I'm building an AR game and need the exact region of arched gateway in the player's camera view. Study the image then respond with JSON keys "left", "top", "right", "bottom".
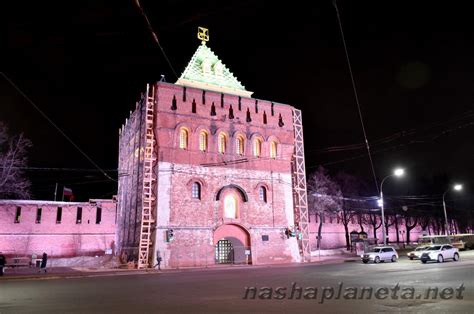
{"left": 213, "top": 224, "right": 251, "bottom": 264}
{"left": 117, "top": 30, "right": 308, "bottom": 269}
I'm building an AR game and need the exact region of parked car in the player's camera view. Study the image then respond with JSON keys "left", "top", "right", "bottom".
{"left": 420, "top": 244, "right": 459, "bottom": 263}
{"left": 407, "top": 246, "right": 429, "bottom": 260}
{"left": 361, "top": 246, "right": 398, "bottom": 264}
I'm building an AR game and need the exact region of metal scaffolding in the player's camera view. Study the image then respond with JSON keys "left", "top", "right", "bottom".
{"left": 291, "top": 108, "right": 311, "bottom": 262}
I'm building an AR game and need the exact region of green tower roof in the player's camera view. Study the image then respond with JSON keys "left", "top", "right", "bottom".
{"left": 176, "top": 42, "right": 253, "bottom": 97}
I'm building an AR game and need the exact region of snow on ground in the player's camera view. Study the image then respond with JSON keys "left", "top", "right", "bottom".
{"left": 48, "top": 255, "right": 121, "bottom": 268}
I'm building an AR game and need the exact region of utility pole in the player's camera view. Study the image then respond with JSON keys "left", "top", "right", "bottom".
{"left": 54, "top": 183, "right": 58, "bottom": 201}
{"left": 442, "top": 184, "right": 463, "bottom": 236}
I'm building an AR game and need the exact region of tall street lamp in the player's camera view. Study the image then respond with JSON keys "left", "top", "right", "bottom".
{"left": 442, "top": 184, "right": 463, "bottom": 236}
{"left": 380, "top": 168, "right": 405, "bottom": 246}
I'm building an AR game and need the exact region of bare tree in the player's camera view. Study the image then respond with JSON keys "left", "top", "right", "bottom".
{"left": 404, "top": 215, "right": 418, "bottom": 244}
{"left": 391, "top": 214, "right": 401, "bottom": 243}
{"left": 307, "top": 166, "right": 342, "bottom": 250}
{"left": 0, "top": 122, "right": 31, "bottom": 199}
{"left": 418, "top": 213, "right": 431, "bottom": 235}
{"left": 367, "top": 212, "right": 382, "bottom": 241}
{"left": 431, "top": 219, "right": 440, "bottom": 235}
{"left": 335, "top": 172, "right": 360, "bottom": 250}
{"left": 356, "top": 212, "right": 367, "bottom": 233}
{"left": 383, "top": 210, "right": 396, "bottom": 243}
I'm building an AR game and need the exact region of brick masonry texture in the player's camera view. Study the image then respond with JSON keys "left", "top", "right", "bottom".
{"left": 118, "top": 82, "right": 426, "bottom": 269}
{"left": 153, "top": 162, "right": 300, "bottom": 267}
{"left": 0, "top": 199, "right": 116, "bottom": 257}
{"left": 145, "top": 83, "right": 302, "bottom": 268}
{"left": 307, "top": 214, "right": 424, "bottom": 250}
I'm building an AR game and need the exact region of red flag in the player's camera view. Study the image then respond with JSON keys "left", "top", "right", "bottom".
{"left": 63, "top": 186, "right": 74, "bottom": 201}
{"left": 63, "top": 187, "right": 73, "bottom": 196}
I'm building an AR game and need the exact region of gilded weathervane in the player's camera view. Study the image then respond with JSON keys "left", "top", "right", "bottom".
{"left": 197, "top": 27, "right": 209, "bottom": 44}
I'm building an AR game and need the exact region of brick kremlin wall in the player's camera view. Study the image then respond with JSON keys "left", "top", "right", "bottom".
{"left": 0, "top": 199, "right": 116, "bottom": 257}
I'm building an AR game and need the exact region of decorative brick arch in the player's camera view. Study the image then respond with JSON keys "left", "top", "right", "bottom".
{"left": 174, "top": 122, "right": 192, "bottom": 133}
{"left": 231, "top": 130, "right": 248, "bottom": 144}
{"left": 213, "top": 223, "right": 250, "bottom": 247}
{"left": 174, "top": 123, "right": 192, "bottom": 149}
{"left": 249, "top": 132, "right": 264, "bottom": 142}
{"left": 186, "top": 178, "right": 207, "bottom": 189}
{"left": 266, "top": 135, "right": 280, "bottom": 143}
{"left": 231, "top": 130, "right": 247, "bottom": 155}
{"left": 213, "top": 127, "right": 229, "bottom": 137}
{"left": 186, "top": 178, "right": 207, "bottom": 200}
{"left": 254, "top": 182, "right": 271, "bottom": 203}
{"left": 194, "top": 125, "right": 209, "bottom": 134}
{"left": 254, "top": 182, "right": 271, "bottom": 192}
{"left": 195, "top": 127, "right": 211, "bottom": 153}
{"left": 216, "top": 184, "right": 248, "bottom": 202}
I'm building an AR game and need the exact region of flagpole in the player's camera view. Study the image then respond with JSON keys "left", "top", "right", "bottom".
{"left": 54, "top": 183, "right": 58, "bottom": 201}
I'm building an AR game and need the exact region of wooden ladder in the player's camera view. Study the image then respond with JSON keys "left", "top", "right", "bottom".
{"left": 138, "top": 84, "right": 156, "bottom": 269}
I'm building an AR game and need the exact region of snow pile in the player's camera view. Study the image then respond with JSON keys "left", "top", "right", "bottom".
{"left": 49, "top": 255, "right": 121, "bottom": 269}
{"left": 311, "top": 248, "right": 354, "bottom": 256}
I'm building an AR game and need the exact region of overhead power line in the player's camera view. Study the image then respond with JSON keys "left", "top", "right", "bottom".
{"left": 1, "top": 72, "right": 117, "bottom": 182}
{"left": 134, "top": 0, "right": 179, "bottom": 80}
{"left": 332, "top": 0, "right": 379, "bottom": 194}
{"left": 0, "top": 166, "right": 118, "bottom": 172}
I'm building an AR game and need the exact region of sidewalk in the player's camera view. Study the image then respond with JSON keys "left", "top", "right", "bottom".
{"left": 0, "top": 254, "right": 360, "bottom": 281}
{"left": 0, "top": 266, "right": 141, "bottom": 281}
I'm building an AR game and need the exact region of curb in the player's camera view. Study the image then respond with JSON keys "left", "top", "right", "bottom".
{"left": 0, "top": 271, "right": 147, "bottom": 282}
{"left": 0, "top": 256, "right": 359, "bottom": 281}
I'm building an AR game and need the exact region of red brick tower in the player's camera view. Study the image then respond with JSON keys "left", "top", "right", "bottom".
{"left": 117, "top": 29, "right": 309, "bottom": 268}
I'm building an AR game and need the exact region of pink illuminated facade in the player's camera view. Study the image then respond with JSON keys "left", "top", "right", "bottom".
{"left": 116, "top": 39, "right": 306, "bottom": 268}
{"left": 0, "top": 199, "right": 116, "bottom": 257}
{"left": 307, "top": 213, "right": 424, "bottom": 251}
{"left": 115, "top": 37, "right": 427, "bottom": 269}
{"left": 0, "top": 35, "right": 427, "bottom": 266}
{"left": 117, "top": 83, "right": 303, "bottom": 267}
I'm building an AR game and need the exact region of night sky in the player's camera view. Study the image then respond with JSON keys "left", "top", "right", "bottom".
{"left": 3, "top": 1, "right": 473, "bottom": 210}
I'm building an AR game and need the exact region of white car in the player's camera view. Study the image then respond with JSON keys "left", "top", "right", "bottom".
{"left": 361, "top": 246, "right": 398, "bottom": 264}
{"left": 407, "top": 246, "right": 429, "bottom": 260}
{"left": 420, "top": 244, "right": 459, "bottom": 263}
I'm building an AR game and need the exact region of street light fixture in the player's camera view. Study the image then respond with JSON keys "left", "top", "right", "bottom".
{"left": 442, "top": 184, "right": 463, "bottom": 236}
{"left": 380, "top": 168, "right": 405, "bottom": 246}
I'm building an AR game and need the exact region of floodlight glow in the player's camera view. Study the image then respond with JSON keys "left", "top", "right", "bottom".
{"left": 454, "top": 184, "right": 463, "bottom": 191}
{"left": 394, "top": 168, "right": 405, "bottom": 177}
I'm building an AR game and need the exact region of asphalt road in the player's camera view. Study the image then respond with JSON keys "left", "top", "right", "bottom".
{"left": 1, "top": 252, "right": 473, "bottom": 313}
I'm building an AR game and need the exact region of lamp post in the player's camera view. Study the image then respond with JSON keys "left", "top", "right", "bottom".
{"left": 380, "top": 168, "right": 405, "bottom": 246}
{"left": 442, "top": 184, "right": 462, "bottom": 236}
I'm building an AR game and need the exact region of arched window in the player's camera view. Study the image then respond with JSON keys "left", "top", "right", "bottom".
{"left": 235, "top": 135, "right": 244, "bottom": 155}
{"left": 192, "top": 182, "right": 201, "bottom": 200}
{"left": 199, "top": 131, "right": 208, "bottom": 152}
{"left": 179, "top": 128, "right": 188, "bottom": 149}
{"left": 253, "top": 138, "right": 262, "bottom": 157}
{"left": 259, "top": 186, "right": 267, "bottom": 202}
{"left": 224, "top": 195, "right": 237, "bottom": 219}
{"left": 218, "top": 132, "right": 226, "bottom": 154}
{"left": 270, "top": 141, "right": 277, "bottom": 159}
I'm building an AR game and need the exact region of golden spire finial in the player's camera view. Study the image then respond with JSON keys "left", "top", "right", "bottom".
{"left": 197, "top": 27, "right": 209, "bottom": 45}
